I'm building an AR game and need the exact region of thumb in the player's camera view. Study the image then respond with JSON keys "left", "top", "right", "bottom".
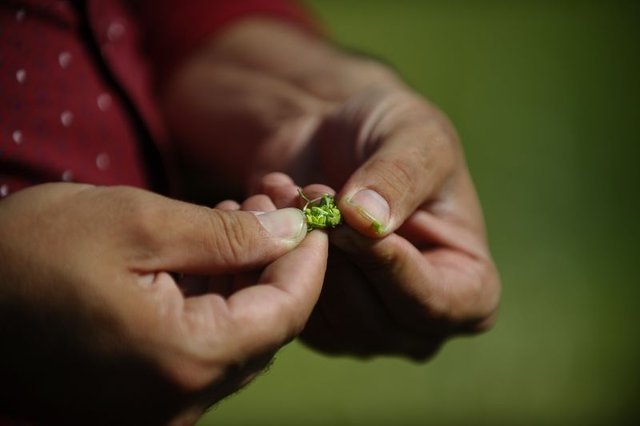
{"left": 337, "top": 106, "right": 458, "bottom": 237}
{"left": 134, "top": 196, "right": 307, "bottom": 274}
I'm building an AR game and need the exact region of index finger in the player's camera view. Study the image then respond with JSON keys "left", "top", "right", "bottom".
{"left": 330, "top": 222, "right": 499, "bottom": 335}
{"left": 256, "top": 174, "right": 335, "bottom": 211}
{"left": 184, "top": 230, "right": 328, "bottom": 360}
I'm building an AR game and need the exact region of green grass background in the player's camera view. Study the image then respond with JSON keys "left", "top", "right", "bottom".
{"left": 199, "top": 1, "right": 640, "bottom": 424}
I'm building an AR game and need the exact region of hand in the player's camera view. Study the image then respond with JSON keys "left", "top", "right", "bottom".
{"left": 0, "top": 183, "right": 327, "bottom": 424}
{"left": 257, "top": 87, "right": 500, "bottom": 360}
{"left": 160, "top": 18, "right": 500, "bottom": 360}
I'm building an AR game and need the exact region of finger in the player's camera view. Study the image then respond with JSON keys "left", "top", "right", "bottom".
{"left": 301, "top": 250, "right": 379, "bottom": 356}
{"left": 215, "top": 200, "right": 241, "bottom": 211}
{"left": 260, "top": 181, "right": 336, "bottom": 210}
{"left": 301, "top": 249, "right": 440, "bottom": 359}
{"left": 240, "top": 194, "right": 277, "bottom": 212}
{"left": 299, "top": 184, "right": 335, "bottom": 206}
{"left": 126, "top": 190, "right": 307, "bottom": 275}
{"left": 330, "top": 224, "right": 499, "bottom": 333}
{"left": 337, "top": 100, "right": 458, "bottom": 237}
{"left": 186, "top": 230, "right": 329, "bottom": 359}
{"left": 254, "top": 172, "right": 295, "bottom": 193}
{"left": 255, "top": 172, "right": 299, "bottom": 208}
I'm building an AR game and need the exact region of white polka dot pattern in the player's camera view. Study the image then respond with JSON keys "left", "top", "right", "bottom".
{"left": 58, "top": 51, "right": 72, "bottom": 68}
{"left": 16, "top": 69, "right": 26, "bottom": 83}
{"left": 60, "top": 111, "right": 74, "bottom": 127}
{"left": 107, "top": 22, "right": 125, "bottom": 41}
{"left": 96, "top": 153, "right": 110, "bottom": 170}
{"left": 12, "top": 130, "right": 23, "bottom": 145}
{"left": 97, "top": 93, "right": 112, "bottom": 111}
{"left": 0, "top": 0, "right": 250, "bottom": 193}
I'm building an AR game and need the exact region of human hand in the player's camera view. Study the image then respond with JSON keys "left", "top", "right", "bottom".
{"left": 0, "top": 183, "right": 327, "bottom": 425}
{"left": 256, "top": 87, "right": 500, "bottom": 360}
{"left": 160, "top": 18, "right": 500, "bottom": 360}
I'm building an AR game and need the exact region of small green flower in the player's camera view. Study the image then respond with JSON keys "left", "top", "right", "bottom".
{"left": 299, "top": 189, "right": 342, "bottom": 232}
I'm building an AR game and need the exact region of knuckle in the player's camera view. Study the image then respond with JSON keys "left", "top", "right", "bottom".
{"left": 103, "top": 186, "right": 150, "bottom": 222}
{"left": 240, "top": 291, "right": 305, "bottom": 347}
{"left": 96, "top": 186, "right": 176, "bottom": 262}
{"left": 451, "top": 257, "right": 502, "bottom": 333}
{"left": 281, "top": 297, "right": 307, "bottom": 338}
{"left": 400, "top": 255, "right": 501, "bottom": 337}
{"left": 160, "top": 350, "right": 218, "bottom": 394}
{"left": 127, "top": 204, "right": 157, "bottom": 238}
{"left": 115, "top": 190, "right": 164, "bottom": 245}
{"left": 365, "top": 156, "right": 417, "bottom": 200}
{"left": 263, "top": 294, "right": 303, "bottom": 339}
{"left": 203, "top": 209, "right": 253, "bottom": 266}
{"left": 473, "top": 259, "right": 502, "bottom": 331}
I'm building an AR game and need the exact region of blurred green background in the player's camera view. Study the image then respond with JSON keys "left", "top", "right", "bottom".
{"left": 199, "top": 1, "right": 640, "bottom": 425}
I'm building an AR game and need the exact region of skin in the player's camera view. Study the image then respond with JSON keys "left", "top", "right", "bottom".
{"left": 258, "top": 174, "right": 498, "bottom": 359}
{"left": 0, "top": 15, "right": 500, "bottom": 426}
{"left": 0, "top": 183, "right": 327, "bottom": 424}
{"left": 164, "top": 19, "right": 501, "bottom": 359}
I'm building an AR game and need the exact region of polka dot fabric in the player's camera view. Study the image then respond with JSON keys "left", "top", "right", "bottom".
{"left": 0, "top": 0, "right": 157, "bottom": 197}
{"left": 0, "top": 0, "right": 316, "bottom": 200}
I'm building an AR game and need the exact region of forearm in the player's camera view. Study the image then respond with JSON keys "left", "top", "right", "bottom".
{"left": 160, "top": 18, "right": 404, "bottom": 199}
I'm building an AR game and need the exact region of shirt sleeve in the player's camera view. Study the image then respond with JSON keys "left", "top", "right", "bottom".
{"left": 131, "top": 0, "right": 320, "bottom": 82}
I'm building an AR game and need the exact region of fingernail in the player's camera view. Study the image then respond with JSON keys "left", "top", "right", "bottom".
{"left": 347, "top": 189, "right": 389, "bottom": 233}
{"left": 256, "top": 208, "right": 306, "bottom": 241}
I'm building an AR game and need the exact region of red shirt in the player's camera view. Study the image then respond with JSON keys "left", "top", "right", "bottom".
{"left": 0, "top": 0, "right": 315, "bottom": 198}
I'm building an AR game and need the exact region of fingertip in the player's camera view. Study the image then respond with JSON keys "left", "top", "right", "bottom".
{"left": 258, "top": 176, "right": 300, "bottom": 209}
{"left": 338, "top": 188, "right": 390, "bottom": 238}
{"left": 241, "top": 194, "right": 277, "bottom": 212}
{"left": 254, "top": 172, "right": 296, "bottom": 197}
{"left": 300, "top": 184, "right": 336, "bottom": 208}
{"left": 216, "top": 200, "right": 241, "bottom": 211}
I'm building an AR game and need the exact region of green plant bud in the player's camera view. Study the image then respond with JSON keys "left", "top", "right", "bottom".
{"left": 299, "top": 190, "right": 342, "bottom": 232}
